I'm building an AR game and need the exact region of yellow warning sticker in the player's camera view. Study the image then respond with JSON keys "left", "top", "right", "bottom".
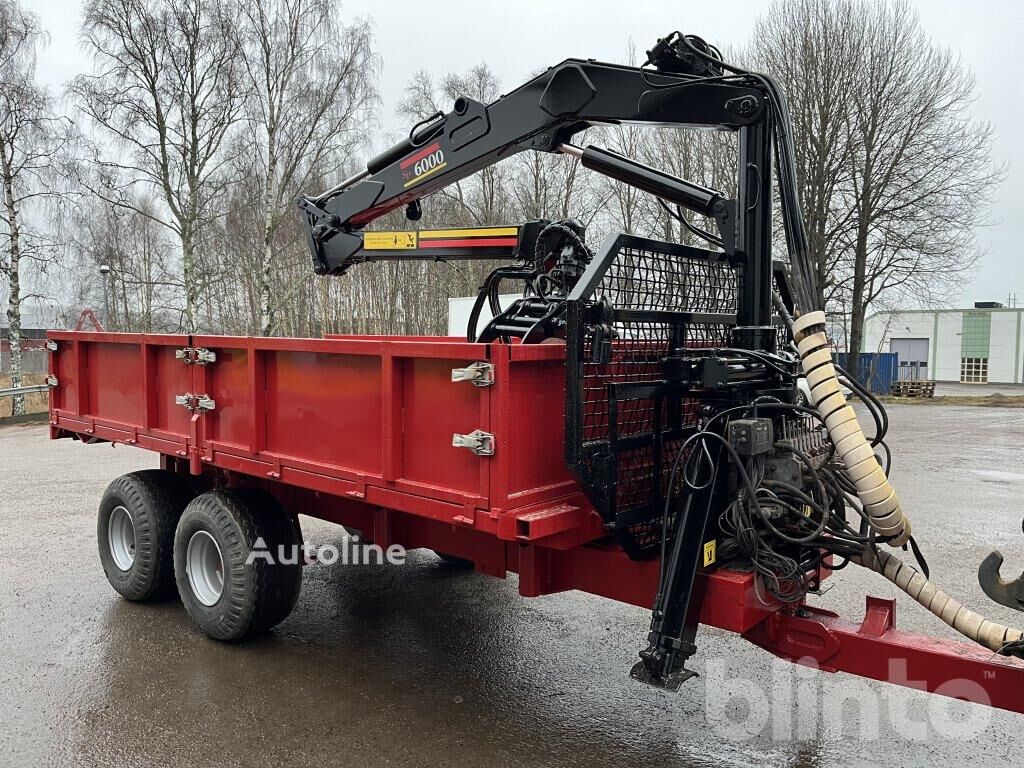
{"left": 703, "top": 539, "right": 717, "bottom": 567}
{"left": 363, "top": 231, "right": 417, "bottom": 250}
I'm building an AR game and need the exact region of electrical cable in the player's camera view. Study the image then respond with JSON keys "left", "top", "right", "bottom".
{"left": 671, "top": 34, "right": 818, "bottom": 314}
{"left": 656, "top": 198, "right": 724, "bottom": 248}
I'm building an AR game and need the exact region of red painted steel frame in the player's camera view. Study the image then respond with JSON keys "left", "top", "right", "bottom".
{"left": 46, "top": 331, "right": 1024, "bottom": 714}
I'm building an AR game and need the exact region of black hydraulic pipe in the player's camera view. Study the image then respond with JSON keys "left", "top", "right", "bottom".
{"left": 563, "top": 144, "right": 724, "bottom": 218}
{"left": 366, "top": 118, "right": 446, "bottom": 175}
{"left": 736, "top": 122, "right": 773, "bottom": 330}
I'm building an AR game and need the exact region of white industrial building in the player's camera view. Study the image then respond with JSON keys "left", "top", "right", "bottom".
{"left": 862, "top": 303, "right": 1024, "bottom": 384}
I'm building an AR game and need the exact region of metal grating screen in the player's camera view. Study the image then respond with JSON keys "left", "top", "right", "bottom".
{"left": 565, "top": 234, "right": 741, "bottom": 558}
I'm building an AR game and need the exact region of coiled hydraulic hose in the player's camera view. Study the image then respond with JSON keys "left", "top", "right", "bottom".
{"left": 856, "top": 547, "right": 1024, "bottom": 655}
{"left": 792, "top": 311, "right": 911, "bottom": 547}
{"left": 791, "top": 309, "right": 1024, "bottom": 657}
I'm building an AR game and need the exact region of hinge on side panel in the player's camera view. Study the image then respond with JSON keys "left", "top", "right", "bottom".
{"left": 175, "top": 347, "right": 217, "bottom": 365}
{"left": 451, "top": 361, "right": 494, "bottom": 387}
{"left": 46, "top": 340, "right": 58, "bottom": 352}
{"left": 45, "top": 374, "right": 58, "bottom": 387}
{"left": 174, "top": 392, "right": 216, "bottom": 412}
{"left": 452, "top": 429, "right": 495, "bottom": 456}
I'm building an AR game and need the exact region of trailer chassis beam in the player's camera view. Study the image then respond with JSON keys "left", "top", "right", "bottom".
{"left": 744, "top": 596, "right": 1024, "bottom": 714}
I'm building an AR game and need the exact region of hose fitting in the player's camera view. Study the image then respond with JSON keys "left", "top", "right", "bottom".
{"left": 792, "top": 311, "right": 911, "bottom": 547}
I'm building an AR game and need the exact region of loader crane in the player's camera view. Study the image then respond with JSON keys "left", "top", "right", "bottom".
{"left": 49, "top": 31, "right": 1023, "bottom": 716}
{"left": 297, "top": 31, "right": 1024, "bottom": 687}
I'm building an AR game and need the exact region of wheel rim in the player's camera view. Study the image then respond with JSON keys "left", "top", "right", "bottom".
{"left": 186, "top": 530, "right": 225, "bottom": 606}
{"left": 107, "top": 505, "right": 137, "bottom": 571}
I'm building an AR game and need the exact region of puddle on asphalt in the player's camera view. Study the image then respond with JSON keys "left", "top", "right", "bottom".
{"left": 972, "top": 470, "right": 1024, "bottom": 484}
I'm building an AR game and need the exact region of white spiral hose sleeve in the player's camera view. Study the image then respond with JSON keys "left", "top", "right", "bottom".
{"left": 792, "top": 311, "right": 911, "bottom": 547}
{"left": 856, "top": 546, "right": 1024, "bottom": 654}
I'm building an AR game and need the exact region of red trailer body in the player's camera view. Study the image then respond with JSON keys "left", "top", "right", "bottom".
{"left": 47, "top": 330, "right": 1024, "bottom": 713}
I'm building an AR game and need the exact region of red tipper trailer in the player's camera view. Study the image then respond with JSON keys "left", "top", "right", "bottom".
{"left": 46, "top": 329, "right": 1024, "bottom": 713}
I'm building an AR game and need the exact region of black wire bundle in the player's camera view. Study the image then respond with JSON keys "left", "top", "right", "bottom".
{"left": 467, "top": 220, "right": 594, "bottom": 342}
{"left": 642, "top": 32, "right": 820, "bottom": 314}
{"left": 657, "top": 198, "right": 724, "bottom": 250}
{"left": 658, "top": 379, "right": 928, "bottom": 605}
{"left": 528, "top": 221, "right": 594, "bottom": 301}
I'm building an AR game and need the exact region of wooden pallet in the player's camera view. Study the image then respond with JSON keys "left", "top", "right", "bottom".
{"left": 889, "top": 380, "right": 936, "bottom": 398}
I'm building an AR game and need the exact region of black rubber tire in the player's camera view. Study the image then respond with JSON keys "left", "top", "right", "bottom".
{"left": 434, "top": 551, "right": 473, "bottom": 568}
{"left": 97, "top": 470, "right": 195, "bottom": 602}
{"left": 174, "top": 488, "right": 302, "bottom": 641}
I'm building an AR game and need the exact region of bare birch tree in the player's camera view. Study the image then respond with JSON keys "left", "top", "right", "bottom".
{"left": 642, "top": 128, "right": 737, "bottom": 246}
{"left": 73, "top": 0, "right": 244, "bottom": 332}
{"left": 27, "top": 0, "right": 1001, "bottom": 354}
{"left": 1, "top": 0, "right": 71, "bottom": 415}
{"left": 233, "top": 0, "right": 377, "bottom": 335}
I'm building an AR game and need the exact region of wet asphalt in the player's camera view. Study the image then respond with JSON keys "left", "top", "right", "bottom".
{"left": 1, "top": 406, "right": 1023, "bottom": 767}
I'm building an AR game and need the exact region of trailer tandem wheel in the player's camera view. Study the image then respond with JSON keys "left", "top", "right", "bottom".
{"left": 97, "top": 470, "right": 195, "bottom": 602}
{"left": 173, "top": 488, "right": 302, "bottom": 641}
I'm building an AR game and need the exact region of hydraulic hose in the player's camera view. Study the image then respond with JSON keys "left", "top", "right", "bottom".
{"left": 790, "top": 308, "right": 1024, "bottom": 657}
{"left": 792, "top": 311, "right": 911, "bottom": 547}
{"left": 856, "top": 547, "right": 1024, "bottom": 656}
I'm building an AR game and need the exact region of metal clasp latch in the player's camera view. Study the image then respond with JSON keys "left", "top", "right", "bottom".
{"left": 451, "top": 361, "right": 494, "bottom": 387}
{"left": 46, "top": 340, "right": 58, "bottom": 352}
{"left": 175, "top": 393, "right": 216, "bottom": 412}
{"left": 45, "top": 375, "right": 58, "bottom": 387}
{"left": 452, "top": 429, "right": 495, "bottom": 456}
{"left": 175, "top": 347, "right": 217, "bottom": 365}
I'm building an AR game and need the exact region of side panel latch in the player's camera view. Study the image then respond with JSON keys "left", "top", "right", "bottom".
{"left": 175, "top": 393, "right": 216, "bottom": 412}
{"left": 452, "top": 429, "right": 495, "bottom": 456}
{"left": 451, "top": 361, "right": 494, "bottom": 387}
{"left": 175, "top": 347, "right": 217, "bottom": 365}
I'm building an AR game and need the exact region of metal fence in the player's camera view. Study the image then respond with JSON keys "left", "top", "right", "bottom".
{"left": 0, "top": 383, "right": 49, "bottom": 398}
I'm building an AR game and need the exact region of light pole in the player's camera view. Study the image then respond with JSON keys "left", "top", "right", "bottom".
{"left": 99, "top": 264, "right": 110, "bottom": 330}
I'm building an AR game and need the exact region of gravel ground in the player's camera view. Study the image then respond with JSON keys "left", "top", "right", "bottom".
{"left": 1, "top": 406, "right": 1022, "bottom": 767}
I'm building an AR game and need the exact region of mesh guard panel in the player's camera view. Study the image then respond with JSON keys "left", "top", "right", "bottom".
{"left": 565, "top": 234, "right": 741, "bottom": 559}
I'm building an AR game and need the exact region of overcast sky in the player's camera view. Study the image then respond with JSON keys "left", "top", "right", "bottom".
{"left": 24, "top": 0, "right": 1024, "bottom": 308}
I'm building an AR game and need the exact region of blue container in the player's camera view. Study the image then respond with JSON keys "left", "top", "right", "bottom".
{"left": 834, "top": 352, "right": 898, "bottom": 395}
